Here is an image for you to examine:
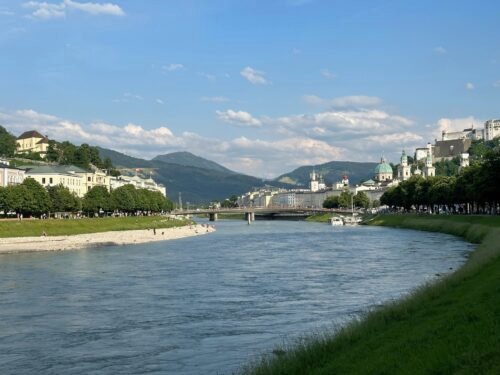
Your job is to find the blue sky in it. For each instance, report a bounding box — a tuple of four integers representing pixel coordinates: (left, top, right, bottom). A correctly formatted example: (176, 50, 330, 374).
(1, 0, 499, 177)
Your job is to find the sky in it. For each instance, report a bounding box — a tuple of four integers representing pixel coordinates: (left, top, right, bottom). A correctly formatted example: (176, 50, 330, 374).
(1, 0, 499, 178)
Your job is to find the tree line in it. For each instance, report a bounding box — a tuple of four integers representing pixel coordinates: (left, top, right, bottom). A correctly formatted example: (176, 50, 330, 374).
(0, 178, 173, 217)
(323, 191, 371, 209)
(380, 147, 500, 214)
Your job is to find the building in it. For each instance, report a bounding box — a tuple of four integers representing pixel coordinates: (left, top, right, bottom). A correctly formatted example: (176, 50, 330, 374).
(78, 169, 110, 194)
(109, 175, 166, 196)
(415, 143, 433, 161)
(25, 165, 86, 197)
(0, 161, 25, 187)
(484, 119, 500, 141)
(16, 130, 49, 157)
(442, 126, 483, 141)
(374, 157, 393, 182)
(397, 150, 411, 181)
(459, 153, 470, 171)
(423, 154, 436, 178)
(433, 138, 471, 161)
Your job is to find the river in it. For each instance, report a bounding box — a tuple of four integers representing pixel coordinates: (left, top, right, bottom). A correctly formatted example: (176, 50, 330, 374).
(0, 220, 473, 374)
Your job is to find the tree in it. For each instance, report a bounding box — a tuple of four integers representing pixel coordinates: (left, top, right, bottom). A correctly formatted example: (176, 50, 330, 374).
(323, 195, 340, 209)
(20, 178, 51, 216)
(0, 126, 17, 157)
(354, 191, 370, 209)
(83, 186, 110, 214)
(47, 184, 81, 212)
(338, 191, 353, 209)
(111, 185, 137, 212)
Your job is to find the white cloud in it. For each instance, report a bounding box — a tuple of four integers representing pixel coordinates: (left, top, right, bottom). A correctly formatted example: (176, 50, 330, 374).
(303, 95, 382, 108)
(216, 110, 262, 127)
(0, 9, 15, 16)
(240, 66, 269, 85)
(465, 82, 474, 90)
(23, 0, 124, 19)
(162, 63, 184, 72)
(434, 46, 447, 55)
(201, 96, 229, 103)
(198, 72, 216, 81)
(64, 0, 124, 16)
(23, 1, 65, 19)
(321, 68, 336, 80)
(156, 99, 164, 105)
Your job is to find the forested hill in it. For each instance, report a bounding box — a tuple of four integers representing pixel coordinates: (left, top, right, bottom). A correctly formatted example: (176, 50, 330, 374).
(275, 161, 378, 186)
(153, 151, 235, 174)
(97, 147, 294, 204)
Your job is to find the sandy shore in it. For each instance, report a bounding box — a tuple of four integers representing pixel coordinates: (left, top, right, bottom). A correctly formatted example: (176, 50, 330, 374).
(0, 224, 215, 254)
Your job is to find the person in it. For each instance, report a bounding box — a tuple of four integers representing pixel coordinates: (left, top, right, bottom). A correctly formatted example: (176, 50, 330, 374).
(42, 231, 47, 237)
(153, 228, 156, 235)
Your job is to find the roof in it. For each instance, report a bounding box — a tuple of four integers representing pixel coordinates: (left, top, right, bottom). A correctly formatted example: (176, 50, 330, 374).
(36, 137, 49, 144)
(362, 179, 375, 186)
(374, 162, 393, 175)
(0, 163, 25, 171)
(25, 164, 88, 175)
(17, 130, 46, 140)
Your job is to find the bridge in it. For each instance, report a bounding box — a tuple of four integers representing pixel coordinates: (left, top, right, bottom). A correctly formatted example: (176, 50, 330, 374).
(171, 207, 355, 222)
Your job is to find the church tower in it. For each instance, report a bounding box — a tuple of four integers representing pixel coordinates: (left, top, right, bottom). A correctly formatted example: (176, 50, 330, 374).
(397, 150, 411, 181)
(309, 169, 319, 192)
(423, 154, 435, 178)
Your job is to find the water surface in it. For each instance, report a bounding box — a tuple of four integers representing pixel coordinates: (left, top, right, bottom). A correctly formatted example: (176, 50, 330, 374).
(0, 220, 473, 374)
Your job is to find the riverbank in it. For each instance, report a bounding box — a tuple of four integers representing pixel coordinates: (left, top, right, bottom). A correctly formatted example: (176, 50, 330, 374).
(243, 215, 500, 374)
(0, 216, 189, 238)
(0, 216, 215, 253)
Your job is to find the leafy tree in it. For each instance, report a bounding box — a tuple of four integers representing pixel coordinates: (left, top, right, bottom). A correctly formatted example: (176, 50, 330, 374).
(338, 191, 353, 209)
(20, 178, 51, 215)
(111, 185, 137, 212)
(0, 125, 17, 157)
(83, 186, 110, 214)
(323, 195, 340, 209)
(47, 184, 81, 212)
(354, 191, 370, 209)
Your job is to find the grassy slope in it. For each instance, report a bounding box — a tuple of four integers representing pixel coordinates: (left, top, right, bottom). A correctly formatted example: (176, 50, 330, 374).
(305, 213, 332, 223)
(244, 215, 500, 375)
(0, 216, 189, 238)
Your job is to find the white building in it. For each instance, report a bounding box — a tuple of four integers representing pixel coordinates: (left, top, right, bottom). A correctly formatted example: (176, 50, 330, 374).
(423, 154, 436, 178)
(397, 150, 411, 181)
(0, 161, 25, 187)
(110, 175, 166, 196)
(484, 119, 500, 141)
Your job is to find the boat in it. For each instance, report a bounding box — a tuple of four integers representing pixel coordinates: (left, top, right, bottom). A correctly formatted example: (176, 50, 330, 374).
(343, 214, 362, 226)
(330, 216, 344, 226)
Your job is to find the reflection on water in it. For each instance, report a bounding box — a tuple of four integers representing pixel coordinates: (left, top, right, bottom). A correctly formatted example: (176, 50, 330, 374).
(0, 220, 472, 374)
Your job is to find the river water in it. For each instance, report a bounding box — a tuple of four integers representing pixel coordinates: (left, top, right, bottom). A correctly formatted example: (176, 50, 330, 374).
(0, 220, 473, 374)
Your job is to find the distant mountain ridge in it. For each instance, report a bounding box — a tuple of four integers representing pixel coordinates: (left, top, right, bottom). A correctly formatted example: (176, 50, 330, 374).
(153, 151, 235, 174)
(97, 147, 293, 204)
(97, 147, 377, 203)
(275, 160, 378, 186)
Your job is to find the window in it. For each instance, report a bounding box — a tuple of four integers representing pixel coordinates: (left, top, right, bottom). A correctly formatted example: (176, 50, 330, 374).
(88, 177, 91, 182)
(42, 178, 46, 184)
(49, 178, 53, 184)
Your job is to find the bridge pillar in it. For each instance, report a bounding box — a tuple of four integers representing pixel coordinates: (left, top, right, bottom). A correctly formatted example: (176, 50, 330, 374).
(209, 213, 218, 221)
(245, 212, 255, 222)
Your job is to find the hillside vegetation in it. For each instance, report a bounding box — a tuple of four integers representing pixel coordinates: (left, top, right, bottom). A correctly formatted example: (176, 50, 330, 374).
(275, 161, 377, 186)
(243, 215, 500, 375)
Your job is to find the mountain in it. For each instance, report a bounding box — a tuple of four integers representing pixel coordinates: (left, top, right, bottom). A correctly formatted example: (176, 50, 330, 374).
(97, 147, 293, 204)
(97, 147, 153, 168)
(153, 151, 235, 174)
(275, 161, 378, 187)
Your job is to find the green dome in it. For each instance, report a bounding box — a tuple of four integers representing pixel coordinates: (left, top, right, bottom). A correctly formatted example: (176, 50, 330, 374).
(375, 162, 393, 175)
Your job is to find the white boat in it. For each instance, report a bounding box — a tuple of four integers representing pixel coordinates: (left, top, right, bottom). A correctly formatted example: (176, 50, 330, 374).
(343, 214, 362, 226)
(330, 216, 344, 226)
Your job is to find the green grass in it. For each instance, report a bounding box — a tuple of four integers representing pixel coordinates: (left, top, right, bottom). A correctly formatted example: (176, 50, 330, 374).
(305, 213, 332, 223)
(242, 215, 500, 375)
(0, 216, 190, 238)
